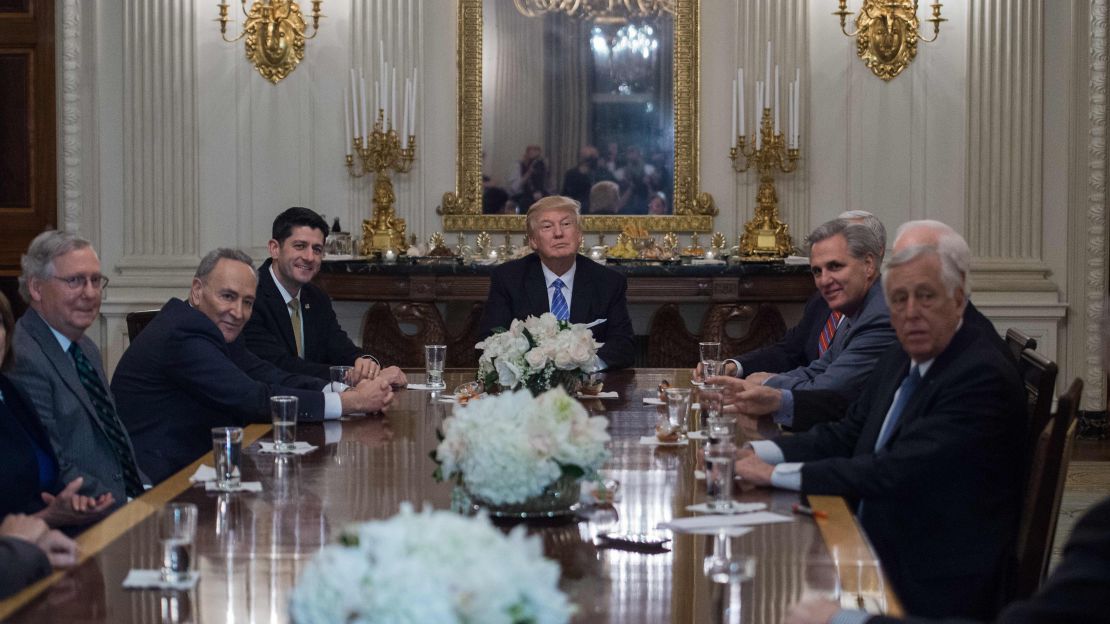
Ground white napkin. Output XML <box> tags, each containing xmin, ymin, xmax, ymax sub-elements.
<box><xmin>122</xmin><ymin>570</ymin><xmax>200</xmax><ymax>590</ymax></box>
<box><xmin>204</xmin><ymin>481</ymin><xmax>262</xmax><ymax>493</ymax></box>
<box><xmin>577</xmin><ymin>391</ymin><xmax>619</xmax><ymax>399</ymax></box>
<box><xmin>686</xmin><ymin>502</ymin><xmax>767</xmax><ymax>515</ymax></box>
<box><xmin>657</xmin><ymin>511</ymin><xmax>793</xmax><ymax>534</ymax></box>
<box><xmin>688</xmin><ymin>431</ymin><xmax>707</xmax><ymax>440</ymax></box>
<box><xmin>407</xmin><ymin>383</ymin><xmax>446</xmax><ymax>391</ymax></box>
<box><xmin>639</xmin><ymin>435</ymin><xmax>687</xmax><ymax>447</ymax></box>
<box><xmin>437</xmin><ymin>397</ymin><xmax>458</xmax><ymax>403</ymax></box>
<box><xmin>257</xmin><ymin>441</ymin><xmax>317</xmax><ymax>455</ymax></box>
<box><xmin>691</xmin><ymin>380</ymin><xmax>705</xmax><ymax>387</ymax></box>
<box><xmin>643</xmin><ymin>397</ymin><xmax>666</xmax><ymax>406</ymax></box>
<box><xmin>694</xmin><ymin>469</ymin><xmax>706</xmax><ymax>480</ymax></box>
<box><xmin>189</xmin><ymin>465</ymin><xmax>216</xmax><ymax>483</ymax></box>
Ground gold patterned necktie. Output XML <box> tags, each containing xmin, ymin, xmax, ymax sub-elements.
<box><xmin>289</xmin><ymin>297</ymin><xmax>304</xmax><ymax>357</ymax></box>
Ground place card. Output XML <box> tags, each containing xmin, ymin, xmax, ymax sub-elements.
<box><xmin>642</xmin><ymin>397</ymin><xmax>666</xmax><ymax>406</ymax></box>
<box><xmin>122</xmin><ymin>570</ymin><xmax>200</xmax><ymax>590</ymax></box>
<box><xmin>687</xmin><ymin>431</ymin><xmax>707</xmax><ymax>440</ymax></box>
<box><xmin>576</xmin><ymin>391</ymin><xmax>619</xmax><ymax>399</ymax></box>
<box><xmin>189</xmin><ymin>465</ymin><xmax>216</xmax><ymax>483</ymax></box>
<box><xmin>638</xmin><ymin>435</ymin><xmax>688</xmax><ymax>447</ymax></box>
<box><xmin>204</xmin><ymin>481</ymin><xmax>263</xmax><ymax>493</ymax></box>
<box><xmin>686</xmin><ymin>502</ymin><xmax>767</xmax><ymax>515</ymax></box>
<box><xmin>407</xmin><ymin>383</ymin><xmax>445</xmax><ymax>391</ymax></box>
<box><xmin>657</xmin><ymin>511</ymin><xmax>793</xmax><ymax>534</ymax></box>
<box><xmin>257</xmin><ymin>441</ymin><xmax>317</xmax><ymax>455</ymax></box>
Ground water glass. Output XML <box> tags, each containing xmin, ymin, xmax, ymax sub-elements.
<box><xmin>665</xmin><ymin>387</ymin><xmax>692</xmax><ymax>434</ymax></box>
<box><xmin>700</xmin><ymin>383</ymin><xmax>723</xmax><ymax>421</ymax></box>
<box><xmin>159</xmin><ymin>503</ymin><xmax>198</xmax><ymax>582</ymax></box>
<box><xmin>705</xmin><ymin>441</ymin><xmax>737</xmax><ymax>511</ymax></box>
<box><xmin>702</xmin><ymin>359</ymin><xmax>721</xmax><ymax>379</ymax></box>
<box><xmin>699</xmin><ymin>341</ymin><xmax>721</xmax><ymax>364</ymax></box>
<box><xmin>211</xmin><ymin>426</ymin><xmax>243</xmax><ymax>491</ymax></box>
<box><xmin>329</xmin><ymin>365</ymin><xmax>354</xmax><ymax>391</ymax></box>
<box><xmin>270</xmin><ymin>395</ymin><xmax>298</xmax><ymax>452</ymax></box>
<box><xmin>425</xmin><ymin>344</ymin><xmax>446</xmax><ymax>389</ymax></box>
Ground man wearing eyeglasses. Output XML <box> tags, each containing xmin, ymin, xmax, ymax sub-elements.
<box><xmin>10</xmin><ymin>231</ymin><xmax>145</xmax><ymax>507</ymax></box>
<box><xmin>478</xmin><ymin>195</ymin><xmax>635</xmax><ymax>369</ymax></box>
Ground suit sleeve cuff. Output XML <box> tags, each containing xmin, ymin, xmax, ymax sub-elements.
<box><xmin>725</xmin><ymin>359</ymin><xmax>744</xmax><ymax>378</ymax></box>
<box><xmin>749</xmin><ymin>440</ymin><xmax>785</xmax><ymax>464</ymax></box>
<box><xmin>773</xmin><ymin>390</ymin><xmax>794</xmax><ymax>427</ymax></box>
<box><xmin>770</xmin><ymin>462</ymin><xmax>803</xmax><ymax>491</ymax></box>
<box><xmin>323</xmin><ymin>392</ymin><xmax>342</xmax><ymax>420</ymax></box>
<box><xmin>830</xmin><ymin>609</ymin><xmax>872</xmax><ymax>624</ymax></box>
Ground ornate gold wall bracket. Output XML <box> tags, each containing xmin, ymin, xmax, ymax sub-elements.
<box><xmin>217</xmin><ymin>1</ymin><xmax>323</xmax><ymax>84</ymax></box>
<box><xmin>833</xmin><ymin>0</ymin><xmax>945</xmax><ymax>82</ymax></box>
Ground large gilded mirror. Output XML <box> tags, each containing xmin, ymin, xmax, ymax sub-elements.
<box><xmin>440</xmin><ymin>0</ymin><xmax>715</xmax><ymax>232</ymax></box>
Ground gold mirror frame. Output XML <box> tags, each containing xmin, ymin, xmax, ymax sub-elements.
<box><xmin>440</xmin><ymin>0</ymin><xmax>715</xmax><ymax>232</ymax></box>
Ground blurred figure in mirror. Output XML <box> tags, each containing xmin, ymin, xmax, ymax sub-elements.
<box><xmin>478</xmin><ymin>196</ymin><xmax>636</xmax><ymax>369</ymax></box>
<box><xmin>647</xmin><ymin>192</ymin><xmax>667</xmax><ymax>215</ymax></box>
<box><xmin>243</xmin><ymin>207</ymin><xmax>405</xmax><ymax>386</ymax></box>
<box><xmin>562</xmin><ymin>145</ymin><xmax>615</xmax><ymax>212</ymax></box>
<box><xmin>10</xmin><ymin>230</ymin><xmax>144</xmax><ymax>507</ymax></box>
<box><xmin>507</xmin><ymin>144</ymin><xmax>548</xmax><ymax>211</ymax></box>
<box><xmin>735</xmin><ymin>243</ymin><xmax>1025</xmax><ymax>620</ymax></box>
<box><xmin>615</xmin><ymin>145</ymin><xmax>656</xmax><ymax>214</ymax></box>
<box><xmin>588</xmin><ymin>180</ymin><xmax>622</xmax><ymax>215</ymax></box>
<box><xmin>113</xmin><ymin>249</ymin><xmax>396</xmax><ymax>483</ymax></box>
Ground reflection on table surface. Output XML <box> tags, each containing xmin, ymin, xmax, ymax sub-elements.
<box><xmin>1</xmin><ymin>369</ymin><xmax>898</xmax><ymax>623</ymax></box>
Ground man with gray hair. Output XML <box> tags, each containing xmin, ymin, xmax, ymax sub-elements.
<box><xmin>112</xmin><ymin>248</ymin><xmax>396</xmax><ymax>482</ymax></box>
<box><xmin>734</xmin><ymin>243</ymin><xmax>1026</xmax><ymax>620</ymax></box>
<box><xmin>709</xmin><ymin>217</ymin><xmax>897</xmax><ymax>430</ymax></box>
<box><xmin>10</xmin><ymin>230</ymin><xmax>144</xmax><ymax>507</ymax></box>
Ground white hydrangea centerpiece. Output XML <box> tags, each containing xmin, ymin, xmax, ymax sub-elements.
<box><xmin>434</xmin><ymin>387</ymin><xmax>610</xmax><ymax>506</ymax></box>
<box><xmin>289</xmin><ymin>504</ymin><xmax>574</xmax><ymax>624</ymax></box>
<box><xmin>476</xmin><ymin>313</ymin><xmax>601</xmax><ymax>395</ymax></box>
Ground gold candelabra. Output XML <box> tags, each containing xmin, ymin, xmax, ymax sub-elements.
<box><xmin>730</xmin><ymin>107</ymin><xmax>799</xmax><ymax>258</ymax></box>
<box><xmin>217</xmin><ymin>1</ymin><xmax>323</xmax><ymax>84</ymax></box>
<box><xmin>346</xmin><ymin>110</ymin><xmax>416</xmax><ymax>254</ymax></box>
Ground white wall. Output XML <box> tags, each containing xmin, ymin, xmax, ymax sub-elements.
<box><xmin>59</xmin><ymin>0</ymin><xmax>1106</xmax><ymax>408</ymax></box>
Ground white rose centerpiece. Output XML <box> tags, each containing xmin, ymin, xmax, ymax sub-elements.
<box><xmin>476</xmin><ymin>313</ymin><xmax>601</xmax><ymax>395</ymax></box>
<box><xmin>290</xmin><ymin>504</ymin><xmax>574</xmax><ymax>624</ymax></box>
<box><xmin>434</xmin><ymin>387</ymin><xmax>610</xmax><ymax>514</ymax></box>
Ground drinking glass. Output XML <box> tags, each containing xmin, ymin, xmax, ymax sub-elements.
<box><xmin>329</xmin><ymin>365</ymin><xmax>354</xmax><ymax>391</ymax></box>
<box><xmin>705</xmin><ymin>440</ymin><xmax>737</xmax><ymax>511</ymax></box>
<box><xmin>270</xmin><ymin>395</ymin><xmax>298</xmax><ymax>452</ymax></box>
<box><xmin>665</xmin><ymin>387</ymin><xmax>692</xmax><ymax>434</ymax></box>
<box><xmin>425</xmin><ymin>344</ymin><xmax>446</xmax><ymax>389</ymax></box>
<box><xmin>211</xmin><ymin>426</ymin><xmax>243</xmax><ymax>491</ymax></box>
<box><xmin>699</xmin><ymin>341</ymin><xmax>721</xmax><ymax>381</ymax></box>
<box><xmin>700</xmin><ymin>383</ymin><xmax>723</xmax><ymax>421</ymax></box>
<box><xmin>159</xmin><ymin>503</ymin><xmax>198</xmax><ymax>582</ymax></box>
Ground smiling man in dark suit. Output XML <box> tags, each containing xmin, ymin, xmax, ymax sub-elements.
<box><xmin>731</xmin><ymin>242</ymin><xmax>1026</xmax><ymax>620</ymax></box>
<box><xmin>478</xmin><ymin>195</ymin><xmax>635</xmax><ymax>369</ymax></box>
<box><xmin>243</xmin><ymin>207</ymin><xmax>404</xmax><ymax>386</ymax></box>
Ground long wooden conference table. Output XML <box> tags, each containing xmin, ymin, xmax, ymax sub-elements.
<box><xmin>0</xmin><ymin>369</ymin><xmax>901</xmax><ymax>623</ymax></box>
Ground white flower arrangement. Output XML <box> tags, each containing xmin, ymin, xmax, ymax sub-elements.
<box><xmin>434</xmin><ymin>387</ymin><xmax>610</xmax><ymax>505</ymax></box>
<box><xmin>289</xmin><ymin>504</ymin><xmax>573</xmax><ymax>624</ymax></box>
<box><xmin>476</xmin><ymin>313</ymin><xmax>602</xmax><ymax>395</ymax></box>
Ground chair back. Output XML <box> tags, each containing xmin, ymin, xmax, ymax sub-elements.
<box><xmin>1009</xmin><ymin>377</ymin><xmax>1083</xmax><ymax>601</ymax></box>
<box><xmin>646</xmin><ymin>303</ymin><xmax>786</xmax><ymax>368</ymax></box>
<box><xmin>125</xmin><ymin>310</ymin><xmax>160</xmax><ymax>342</ymax></box>
<box><xmin>1017</xmin><ymin>347</ymin><xmax>1058</xmax><ymax>445</ymax></box>
<box><xmin>1005</xmin><ymin>328</ymin><xmax>1037</xmax><ymax>364</ymax></box>
<box><xmin>360</xmin><ymin>302</ymin><xmax>447</xmax><ymax>368</ymax></box>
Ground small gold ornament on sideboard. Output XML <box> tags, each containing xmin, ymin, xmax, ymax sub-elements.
<box><xmin>217</xmin><ymin>1</ymin><xmax>323</xmax><ymax>84</ymax></box>
<box><xmin>833</xmin><ymin>0</ymin><xmax>946</xmax><ymax>81</ymax></box>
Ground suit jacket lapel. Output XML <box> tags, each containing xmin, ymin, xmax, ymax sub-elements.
<box><xmin>525</xmin><ymin>258</ymin><xmax>550</xmax><ymax>317</ymax></box>
<box><xmin>260</xmin><ymin>261</ymin><xmax>299</xmax><ymax>356</ymax></box>
<box><xmin>24</xmin><ymin>311</ymin><xmax>109</xmax><ymax>440</ymax></box>
<box><xmin>860</xmin><ymin>357</ymin><xmax>910</xmax><ymax>451</ymax></box>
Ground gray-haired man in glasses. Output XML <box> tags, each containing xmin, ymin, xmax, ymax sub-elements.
<box><xmin>10</xmin><ymin>230</ymin><xmax>145</xmax><ymax>508</ymax></box>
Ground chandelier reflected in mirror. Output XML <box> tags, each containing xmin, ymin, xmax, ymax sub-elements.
<box><xmin>591</xmin><ymin>23</ymin><xmax>660</xmax><ymax>94</ymax></box>
<box><xmin>514</xmin><ymin>0</ymin><xmax>673</xmax><ymax>23</ymax></box>
<box><xmin>217</xmin><ymin>0</ymin><xmax>324</xmax><ymax>84</ymax></box>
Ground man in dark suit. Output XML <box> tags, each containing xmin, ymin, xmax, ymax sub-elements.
<box><xmin>112</xmin><ymin>249</ymin><xmax>395</xmax><ymax>483</ymax></box>
<box><xmin>785</xmin><ymin>495</ymin><xmax>1110</xmax><ymax>624</ymax></box>
<box><xmin>478</xmin><ymin>195</ymin><xmax>636</xmax><ymax>369</ymax></box>
<box><xmin>733</xmin><ymin>243</ymin><xmax>1027</xmax><ymax>620</ymax></box>
<box><xmin>243</xmin><ymin>207</ymin><xmax>403</xmax><ymax>386</ymax></box>
<box><xmin>9</xmin><ymin>231</ymin><xmax>144</xmax><ymax>507</ymax></box>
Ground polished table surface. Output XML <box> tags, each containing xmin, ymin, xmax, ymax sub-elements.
<box><xmin>0</xmin><ymin>369</ymin><xmax>900</xmax><ymax>623</ymax></box>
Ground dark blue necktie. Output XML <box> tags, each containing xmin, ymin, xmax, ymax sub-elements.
<box><xmin>874</xmin><ymin>365</ymin><xmax>922</xmax><ymax>451</ymax></box>
<box><xmin>550</xmin><ymin>278</ymin><xmax>569</xmax><ymax>321</ymax></box>
<box><xmin>68</xmin><ymin>343</ymin><xmax>143</xmax><ymax>498</ymax></box>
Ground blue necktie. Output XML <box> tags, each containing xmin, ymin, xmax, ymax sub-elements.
<box><xmin>874</xmin><ymin>365</ymin><xmax>922</xmax><ymax>452</ymax></box>
<box><xmin>550</xmin><ymin>278</ymin><xmax>569</xmax><ymax>321</ymax></box>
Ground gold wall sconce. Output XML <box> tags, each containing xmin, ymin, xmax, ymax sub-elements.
<box><xmin>217</xmin><ymin>1</ymin><xmax>324</xmax><ymax>84</ymax></box>
<box><xmin>833</xmin><ymin>0</ymin><xmax>945</xmax><ymax>81</ymax></box>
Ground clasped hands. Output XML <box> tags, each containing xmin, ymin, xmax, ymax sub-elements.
<box><xmin>1</xmin><ymin>513</ymin><xmax>79</xmax><ymax>569</ymax></box>
<box><xmin>339</xmin><ymin>366</ymin><xmax>408</xmax><ymax>415</ymax></box>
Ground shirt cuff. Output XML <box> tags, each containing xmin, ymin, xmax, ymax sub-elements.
<box><xmin>323</xmin><ymin>392</ymin><xmax>342</xmax><ymax>420</ymax></box>
<box><xmin>324</xmin><ymin>382</ymin><xmax>349</xmax><ymax>393</ymax></box>
<box><xmin>770</xmin><ymin>462</ymin><xmax>803</xmax><ymax>491</ymax></box>
<box><xmin>830</xmin><ymin>609</ymin><xmax>872</xmax><ymax>624</ymax></box>
<box><xmin>749</xmin><ymin>440</ymin><xmax>785</xmax><ymax>464</ymax></box>
<box><xmin>725</xmin><ymin>359</ymin><xmax>744</xmax><ymax>378</ymax></box>
<box><xmin>773</xmin><ymin>390</ymin><xmax>794</xmax><ymax>427</ymax></box>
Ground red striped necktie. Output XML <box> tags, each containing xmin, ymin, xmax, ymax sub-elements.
<box><xmin>817</xmin><ymin>311</ymin><xmax>844</xmax><ymax>356</ymax></box>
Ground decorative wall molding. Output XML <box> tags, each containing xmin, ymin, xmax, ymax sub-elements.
<box><xmin>1081</xmin><ymin>0</ymin><xmax>1107</xmax><ymax>408</ymax></box>
<box><xmin>60</xmin><ymin>0</ymin><xmax>82</xmax><ymax>234</ymax></box>
<box><xmin>121</xmin><ymin>0</ymin><xmax>199</xmax><ymax>263</ymax></box>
